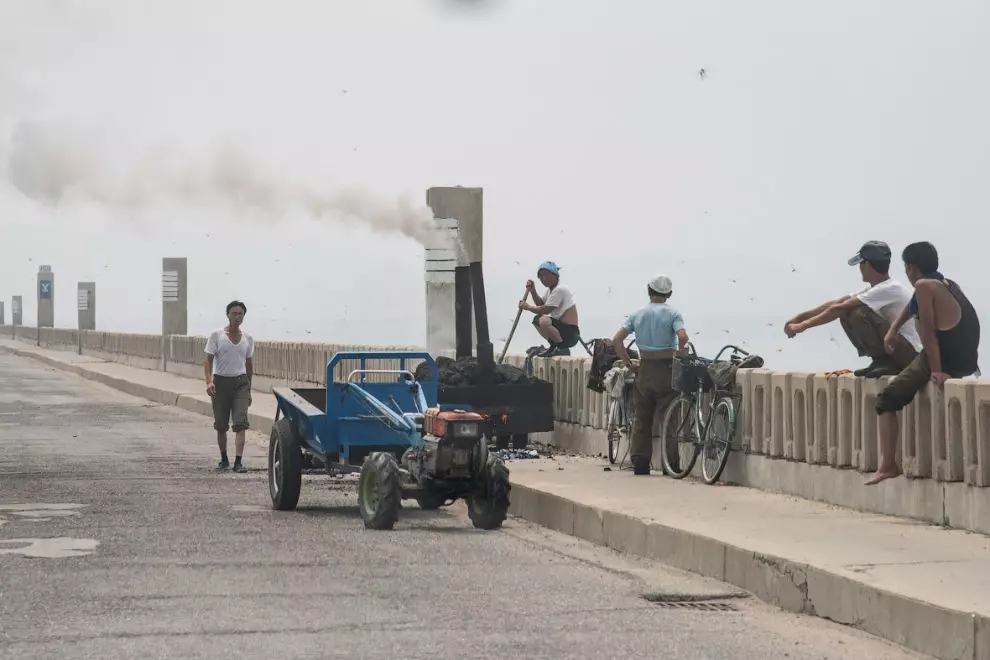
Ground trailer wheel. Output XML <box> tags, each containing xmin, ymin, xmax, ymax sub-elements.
<box><xmin>358</xmin><ymin>452</ymin><xmax>402</xmax><ymax>530</ymax></box>
<box><xmin>269</xmin><ymin>418</ymin><xmax>302</xmax><ymax>511</ymax></box>
<box><xmin>467</xmin><ymin>453</ymin><xmax>511</xmax><ymax>530</ymax></box>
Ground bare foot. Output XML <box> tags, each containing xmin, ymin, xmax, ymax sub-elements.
<box><xmin>864</xmin><ymin>468</ymin><xmax>901</xmax><ymax>486</ymax></box>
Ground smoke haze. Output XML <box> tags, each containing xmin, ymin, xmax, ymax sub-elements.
<box><xmin>0</xmin><ymin>1</ymin><xmax>986</xmax><ymax>371</ymax></box>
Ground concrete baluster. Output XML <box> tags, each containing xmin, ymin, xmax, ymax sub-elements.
<box><xmin>939</xmin><ymin>380</ymin><xmax>969</xmax><ymax>483</ymax></box>
<box><xmin>785</xmin><ymin>373</ymin><xmax>814</xmax><ymax>462</ymax></box>
<box><xmin>835</xmin><ymin>374</ymin><xmax>860</xmax><ymax>468</ymax></box>
<box><xmin>967</xmin><ymin>382</ymin><xmax>990</xmax><ymax>486</ymax></box>
<box><xmin>809</xmin><ymin>375</ymin><xmax>836</xmax><ymax>465</ymax></box>
<box><xmin>769</xmin><ymin>373</ymin><xmax>790</xmax><ymax>457</ymax></box>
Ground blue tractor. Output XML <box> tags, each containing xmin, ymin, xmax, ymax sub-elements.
<box><xmin>267</xmin><ymin>351</ymin><xmax>511</xmax><ymax>531</ymax></box>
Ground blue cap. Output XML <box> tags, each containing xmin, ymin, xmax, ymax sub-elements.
<box><xmin>537</xmin><ymin>261</ymin><xmax>560</xmax><ymax>276</ymax></box>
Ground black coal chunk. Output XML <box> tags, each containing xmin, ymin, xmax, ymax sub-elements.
<box><xmin>414</xmin><ymin>356</ymin><xmax>541</xmax><ymax>386</ymax></box>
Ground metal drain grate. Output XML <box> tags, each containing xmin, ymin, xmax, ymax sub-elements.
<box><xmin>648</xmin><ymin>600</ymin><xmax>738</xmax><ymax>612</ymax></box>
<box><xmin>640</xmin><ymin>593</ymin><xmax>744</xmax><ymax>612</ymax></box>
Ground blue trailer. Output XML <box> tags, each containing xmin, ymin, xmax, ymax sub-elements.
<box><xmin>268</xmin><ymin>350</ymin><xmax>511</xmax><ymax>530</ymax></box>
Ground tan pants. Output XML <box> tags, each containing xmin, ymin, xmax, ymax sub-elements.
<box><xmin>839</xmin><ymin>306</ymin><xmax>917</xmax><ymax>370</ymax></box>
<box><xmin>630</xmin><ymin>358</ymin><xmax>677</xmax><ymax>467</ymax></box>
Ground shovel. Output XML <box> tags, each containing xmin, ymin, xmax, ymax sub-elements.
<box><xmin>497</xmin><ymin>287</ymin><xmax>532</xmax><ymax>365</ymax></box>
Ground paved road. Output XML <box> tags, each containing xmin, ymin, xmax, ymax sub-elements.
<box><xmin>0</xmin><ymin>352</ymin><xmax>928</xmax><ymax>660</ymax></box>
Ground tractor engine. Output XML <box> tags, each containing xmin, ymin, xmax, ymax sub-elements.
<box><xmin>403</xmin><ymin>407</ymin><xmax>485</xmax><ymax>482</ymax></box>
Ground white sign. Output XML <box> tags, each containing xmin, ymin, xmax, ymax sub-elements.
<box><xmin>77</xmin><ymin>290</ymin><xmax>89</xmax><ymax>311</ymax></box>
<box><xmin>162</xmin><ymin>270</ymin><xmax>179</xmax><ymax>302</ymax></box>
<box><xmin>11</xmin><ymin>301</ymin><xmax>20</xmax><ymax>313</ymax></box>
<box><xmin>39</xmin><ymin>265</ymin><xmax>52</xmax><ymax>273</ymax></box>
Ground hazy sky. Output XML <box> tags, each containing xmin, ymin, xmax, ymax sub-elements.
<box><xmin>1</xmin><ymin>0</ymin><xmax>987</xmax><ymax>372</ymax></box>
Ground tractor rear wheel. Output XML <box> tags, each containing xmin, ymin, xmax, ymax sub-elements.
<box><xmin>269</xmin><ymin>418</ymin><xmax>302</xmax><ymax>511</ymax></box>
<box><xmin>358</xmin><ymin>452</ymin><xmax>402</xmax><ymax>530</ymax></box>
<box><xmin>467</xmin><ymin>453</ymin><xmax>511</xmax><ymax>530</ymax></box>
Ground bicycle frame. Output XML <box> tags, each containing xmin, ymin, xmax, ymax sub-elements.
<box><xmin>662</xmin><ymin>342</ymin><xmax>751</xmax><ymax>483</ymax></box>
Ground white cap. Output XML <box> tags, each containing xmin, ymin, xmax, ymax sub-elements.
<box><xmin>649</xmin><ymin>274</ymin><xmax>673</xmax><ymax>296</ymax></box>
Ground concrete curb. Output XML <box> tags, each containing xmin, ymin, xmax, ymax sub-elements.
<box><xmin>3</xmin><ymin>343</ymin><xmax>985</xmax><ymax>659</ymax></box>
<box><xmin>506</xmin><ymin>484</ymin><xmax>984</xmax><ymax>660</ymax></box>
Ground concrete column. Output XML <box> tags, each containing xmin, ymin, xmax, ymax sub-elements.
<box><xmin>77</xmin><ymin>282</ymin><xmax>96</xmax><ymax>330</ymax></box>
<box><xmin>161</xmin><ymin>258</ymin><xmax>188</xmax><ymax>335</ymax></box>
<box><xmin>12</xmin><ymin>296</ymin><xmax>22</xmax><ymax>328</ymax></box>
<box><xmin>0</xmin><ymin>302</ymin><xmax>4</xmax><ymax>327</ymax></box>
<box><xmin>422</xmin><ymin>215</ymin><xmax>458</xmax><ymax>358</ymax></box>
<box><xmin>425</xmin><ymin>186</ymin><xmax>483</xmax><ymax>359</ymax></box>
<box><xmin>37</xmin><ymin>265</ymin><xmax>54</xmax><ymax>328</ymax></box>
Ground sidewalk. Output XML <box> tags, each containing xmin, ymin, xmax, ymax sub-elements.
<box><xmin>1</xmin><ymin>338</ymin><xmax>987</xmax><ymax>660</ymax></box>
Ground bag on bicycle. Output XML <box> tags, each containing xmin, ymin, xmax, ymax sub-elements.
<box><xmin>586</xmin><ymin>338</ymin><xmax>638</xmax><ymax>393</ymax></box>
<box><xmin>707</xmin><ymin>354</ymin><xmax>765</xmax><ymax>393</ymax></box>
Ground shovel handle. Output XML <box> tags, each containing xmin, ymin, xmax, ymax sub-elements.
<box><xmin>497</xmin><ymin>288</ymin><xmax>532</xmax><ymax>364</ymax></box>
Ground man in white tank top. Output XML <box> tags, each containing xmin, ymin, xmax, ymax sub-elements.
<box><xmin>204</xmin><ymin>300</ymin><xmax>254</xmax><ymax>472</ymax></box>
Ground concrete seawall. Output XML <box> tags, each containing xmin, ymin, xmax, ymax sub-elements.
<box><xmin>5</xmin><ymin>324</ymin><xmax>989</xmax><ymax>535</ymax></box>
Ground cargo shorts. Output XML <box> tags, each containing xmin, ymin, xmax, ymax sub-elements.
<box><xmin>211</xmin><ymin>374</ymin><xmax>252</xmax><ymax>432</ymax></box>
<box><xmin>874</xmin><ymin>351</ymin><xmax>972</xmax><ymax>415</ymax></box>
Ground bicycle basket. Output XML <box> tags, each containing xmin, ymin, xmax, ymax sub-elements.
<box><xmin>672</xmin><ymin>353</ymin><xmax>712</xmax><ymax>393</ymax></box>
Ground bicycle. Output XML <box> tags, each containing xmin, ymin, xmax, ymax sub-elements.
<box><xmin>603</xmin><ymin>362</ymin><xmax>636</xmax><ymax>465</ymax></box>
<box><xmin>660</xmin><ymin>343</ymin><xmax>753</xmax><ymax>485</ymax></box>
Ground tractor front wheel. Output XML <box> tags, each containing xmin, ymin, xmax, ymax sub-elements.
<box><xmin>467</xmin><ymin>454</ymin><xmax>511</xmax><ymax>530</ymax></box>
<box><xmin>358</xmin><ymin>452</ymin><xmax>402</xmax><ymax>530</ymax></box>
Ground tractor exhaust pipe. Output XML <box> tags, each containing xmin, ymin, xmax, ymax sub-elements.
<box><xmin>455</xmin><ymin>264</ymin><xmax>473</xmax><ymax>360</ymax></box>
<box><xmin>469</xmin><ymin>260</ymin><xmax>495</xmax><ymax>386</ymax></box>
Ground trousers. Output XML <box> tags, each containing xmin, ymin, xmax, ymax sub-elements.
<box><xmin>630</xmin><ymin>358</ymin><xmax>676</xmax><ymax>467</ymax></box>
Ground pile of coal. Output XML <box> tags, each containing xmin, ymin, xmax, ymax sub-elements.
<box><xmin>414</xmin><ymin>356</ymin><xmax>541</xmax><ymax>386</ymax></box>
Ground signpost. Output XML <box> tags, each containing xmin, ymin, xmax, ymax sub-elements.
<box><xmin>37</xmin><ymin>266</ymin><xmax>55</xmax><ymax>345</ymax></box>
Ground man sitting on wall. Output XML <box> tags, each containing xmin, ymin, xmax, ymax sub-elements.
<box><xmin>784</xmin><ymin>240</ymin><xmax>921</xmax><ymax>377</ymax></box>
<box><xmin>520</xmin><ymin>261</ymin><xmax>581</xmax><ymax>358</ymax></box>
<box><xmin>867</xmin><ymin>241</ymin><xmax>981</xmax><ymax>485</ymax></box>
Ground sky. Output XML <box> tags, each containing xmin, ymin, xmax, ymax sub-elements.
<box><xmin>0</xmin><ymin>0</ymin><xmax>988</xmax><ymax>372</ymax></box>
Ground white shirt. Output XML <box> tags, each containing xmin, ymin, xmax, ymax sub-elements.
<box><xmin>544</xmin><ymin>284</ymin><xmax>576</xmax><ymax>320</ymax></box>
<box><xmin>852</xmin><ymin>279</ymin><xmax>923</xmax><ymax>351</ymax></box>
<box><xmin>205</xmin><ymin>327</ymin><xmax>254</xmax><ymax>377</ymax></box>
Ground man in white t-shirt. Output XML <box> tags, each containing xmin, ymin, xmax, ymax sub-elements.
<box><xmin>785</xmin><ymin>241</ymin><xmax>922</xmax><ymax>378</ymax></box>
<box><xmin>204</xmin><ymin>300</ymin><xmax>255</xmax><ymax>472</ymax></box>
<box><xmin>519</xmin><ymin>260</ymin><xmax>581</xmax><ymax>357</ymax></box>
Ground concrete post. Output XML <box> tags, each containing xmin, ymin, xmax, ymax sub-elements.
<box><xmin>37</xmin><ymin>265</ymin><xmax>54</xmax><ymax>327</ymax></box>
<box><xmin>425</xmin><ymin>186</ymin><xmax>483</xmax><ymax>359</ymax></box>
<box><xmin>162</xmin><ymin>258</ymin><xmax>187</xmax><ymax>371</ymax></box>
<box><xmin>0</xmin><ymin>302</ymin><xmax>4</xmax><ymax>327</ymax></box>
<box><xmin>77</xmin><ymin>282</ymin><xmax>96</xmax><ymax>330</ymax></box>
<box><xmin>12</xmin><ymin>296</ymin><xmax>22</xmax><ymax>338</ymax></box>
<box><xmin>37</xmin><ymin>265</ymin><xmax>54</xmax><ymax>346</ymax></box>
<box><xmin>161</xmin><ymin>258</ymin><xmax>188</xmax><ymax>335</ymax></box>
<box><xmin>77</xmin><ymin>282</ymin><xmax>95</xmax><ymax>355</ymax></box>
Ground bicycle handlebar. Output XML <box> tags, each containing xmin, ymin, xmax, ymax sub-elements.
<box><xmin>713</xmin><ymin>344</ymin><xmax>750</xmax><ymax>363</ymax></box>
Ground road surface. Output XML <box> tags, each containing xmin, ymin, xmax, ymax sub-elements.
<box><xmin>0</xmin><ymin>352</ymin><xmax>928</xmax><ymax>659</ymax></box>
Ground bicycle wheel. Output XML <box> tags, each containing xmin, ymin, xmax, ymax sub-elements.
<box><xmin>606</xmin><ymin>398</ymin><xmax>621</xmax><ymax>464</ymax></box>
<box><xmin>701</xmin><ymin>396</ymin><xmax>736</xmax><ymax>485</ymax></box>
<box><xmin>661</xmin><ymin>395</ymin><xmax>700</xmax><ymax>479</ymax></box>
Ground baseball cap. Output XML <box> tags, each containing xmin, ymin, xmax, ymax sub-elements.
<box><xmin>847</xmin><ymin>241</ymin><xmax>892</xmax><ymax>266</ymax></box>
<box><xmin>537</xmin><ymin>261</ymin><xmax>560</xmax><ymax>276</ymax></box>
<box><xmin>649</xmin><ymin>274</ymin><xmax>673</xmax><ymax>295</ymax></box>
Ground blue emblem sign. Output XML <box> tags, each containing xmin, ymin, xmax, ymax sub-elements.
<box><xmin>39</xmin><ymin>280</ymin><xmax>52</xmax><ymax>300</ymax></box>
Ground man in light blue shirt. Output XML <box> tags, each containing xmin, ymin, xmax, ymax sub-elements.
<box><xmin>613</xmin><ymin>274</ymin><xmax>690</xmax><ymax>476</ymax></box>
